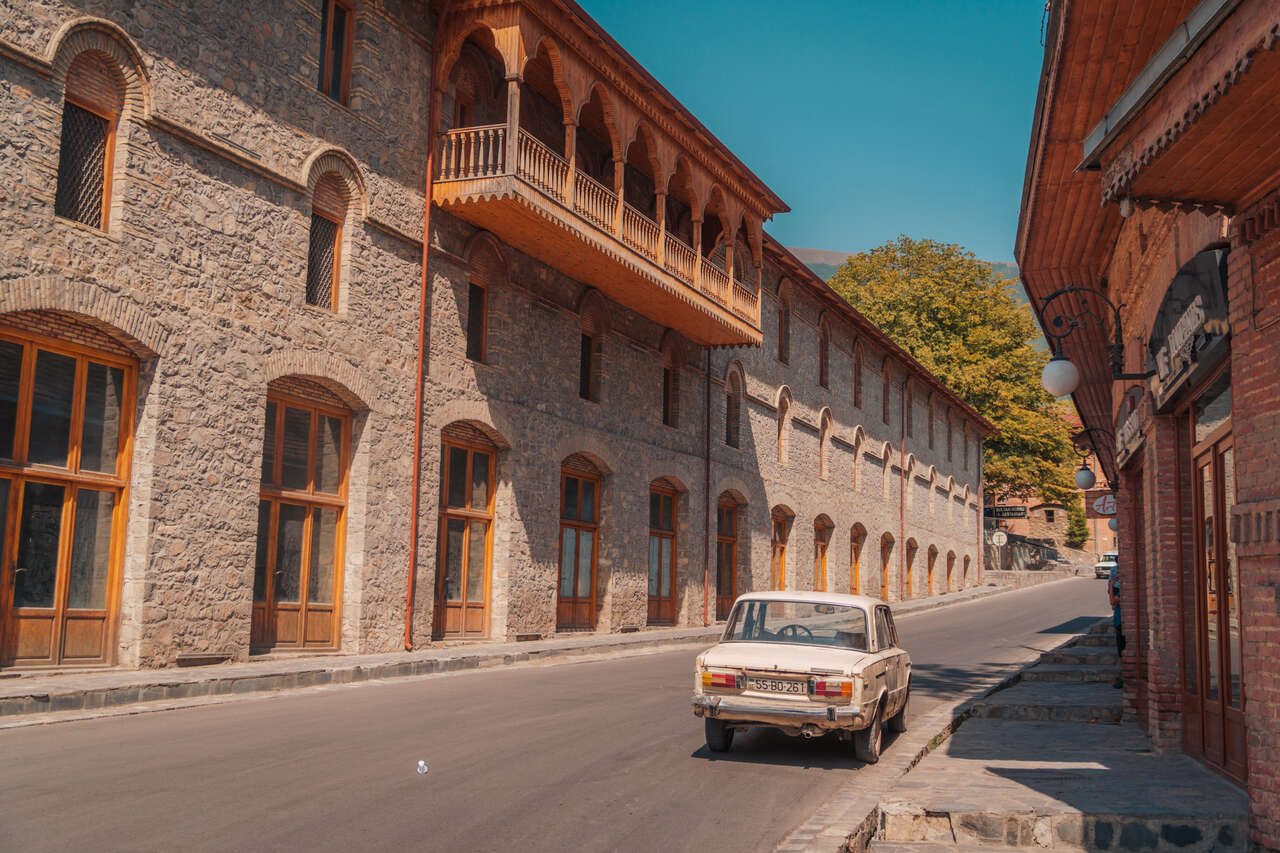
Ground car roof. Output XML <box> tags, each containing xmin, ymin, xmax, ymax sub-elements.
<box><xmin>733</xmin><ymin>590</ymin><xmax>884</xmax><ymax>609</ymax></box>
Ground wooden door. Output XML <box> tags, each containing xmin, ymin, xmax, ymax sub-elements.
<box><xmin>557</xmin><ymin>471</ymin><xmax>598</xmax><ymax>630</ymax></box>
<box><xmin>647</xmin><ymin>486</ymin><xmax>676</xmax><ymax>624</ymax></box>
<box><xmin>770</xmin><ymin>515</ymin><xmax>787</xmax><ymax>590</ymax></box>
<box><xmin>0</xmin><ymin>332</ymin><xmax>134</xmax><ymax>668</ymax></box>
<box><xmin>433</xmin><ymin>441</ymin><xmax>494</xmax><ymax>638</ymax></box>
<box><xmin>715</xmin><ymin>502</ymin><xmax>737</xmax><ymax>620</ymax></box>
<box><xmin>251</xmin><ymin>396</ymin><xmax>348</xmax><ymax>651</ymax></box>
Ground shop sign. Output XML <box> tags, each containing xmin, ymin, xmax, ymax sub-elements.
<box><xmin>984</xmin><ymin>505</ymin><xmax>1028</xmax><ymax>519</ymax></box>
<box><xmin>1090</xmin><ymin>493</ymin><xmax>1117</xmax><ymax>517</ymax></box>
<box><xmin>1145</xmin><ymin>249</ymin><xmax>1229</xmax><ymax>409</ymax></box>
<box><xmin>1114</xmin><ymin>386</ymin><xmax>1147</xmax><ymax>468</ymax></box>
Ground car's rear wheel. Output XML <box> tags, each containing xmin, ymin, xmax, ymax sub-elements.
<box><xmin>705</xmin><ymin>718</ymin><xmax>734</xmax><ymax>753</ymax></box>
<box><xmin>853</xmin><ymin>699</ymin><xmax>883</xmax><ymax>763</ymax></box>
<box><xmin>888</xmin><ymin>687</ymin><xmax>909</xmax><ymax>733</ymax></box>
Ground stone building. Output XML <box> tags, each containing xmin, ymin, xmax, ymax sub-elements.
<box><xmin>0</xmin><ymin>0</ymin><xmax>989</xmax><ymax>674</ymax></box>
<box><xmin>1018</xmin><ymin>0</ymin><xmax>1280</xmax><ymax>846</ymax></box>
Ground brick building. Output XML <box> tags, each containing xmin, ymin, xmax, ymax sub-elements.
<box><xmin>0</xmin><ymin>1</ymin><xmax>990</xmax><ymax>674</ymax></box>
<box><xmin>1017</xmin><ymin>0</ymin><xmax>1280</xmax><ymax>846</ymax></box>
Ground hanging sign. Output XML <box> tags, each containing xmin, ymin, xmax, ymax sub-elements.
<box><xmin>1114</xmin><ymin>386</ymin><xmax>1147</xmax><ymax>469</ymax></box>
<box><xmin>1090</xmin><ymin>493</ymin><xmax>1117</xmax><ymax>517</ymax></box>
<box><xmin>984</xmin><ymin>505</ymin><xmax>1028</xmax><ymax>519</ymax></box>
<box><xmin>1145</xmin><ymin>250</ymin><xmax>1229</xmax><ymax>410</ymax></box>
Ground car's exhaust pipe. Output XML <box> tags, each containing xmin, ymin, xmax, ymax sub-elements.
<box><xmin>800</xmin><ymin>725</ymin><xmax>821</xmax><ymax>739</ymax></box>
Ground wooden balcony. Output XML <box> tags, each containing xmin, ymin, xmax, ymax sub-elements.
<box><xmin>433</xmin><ymin>125</ymin><xmax>762</xmax><ymax>347</ymax></box>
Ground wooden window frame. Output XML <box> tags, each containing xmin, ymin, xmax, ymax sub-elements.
<box><xmin>434</xmin><ymin>436</ymin><xmax>496</xmax><ymax>638</ymax></box>
<box><xmin>0</xmin><ymin>325</ymin><xmax>137</xmax><ymax>667</ymax></box>
<box><xmin>715</xmin><ymin>500</ymin><xmax>738</xmax><ymax>620</ymax></box>
<box><xmin>557</xmin><ymin>468</ymin><xmax>600</xmax><ymax>629</ymax></box>
<box><xmin>254</xmin><ymin>390</ymin><xmax>350</xmax><ymax>651</ymax></box>
<box><xmin>318</xmin><ymin>0</ymin><xmax>356</xmax><ymax>105</ymax></box>
<box><xmin>306</xmin><ymin>209</ymin><xmax>343</xmax><ymax>312</ymax></box>
<box><xmin>57</xmin><ymin>94</ymin><xmax>116</xmax><ymax>232</ymax></box>
<box><xmin>770</xmin><ymin>512</ymin><xmax>789</xmax><ymax>590</ymax></box>
<box><xmin>850</xmin><ymin>529</ymin><xmax>865</xmax><ymax>595</ymax></box>
<box><xmin>814</xmin><ymin>522</ymin><xmax>831</xmax><ymax>592</ymax></box>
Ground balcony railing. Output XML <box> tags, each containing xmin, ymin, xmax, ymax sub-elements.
<box><xmin>435</xmin><ymin>125</ymin><xmax>759</xmax><ymax>327</ymax></box>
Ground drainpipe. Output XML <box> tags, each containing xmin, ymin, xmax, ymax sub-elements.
<box><xmin>405</xmin><ymin>77</ymin><xmax>444</xmax><ymax>651</ymax></box>
<box><xmin>703</xmin><ymin>346</ymin><xmax>712</xmax><ymax>626</ymax></box>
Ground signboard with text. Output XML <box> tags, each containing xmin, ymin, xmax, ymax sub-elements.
<box><xmin>984</xmin><ymin>505</ymin><xmax>1028</xmax><ymax>519</ymax></box>
<box><xmin>1086</xmin><ymin>491</ymin><xmax>1117</xmax><ymax>518</ymax></box>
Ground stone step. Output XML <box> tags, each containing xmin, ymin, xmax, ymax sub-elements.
<box><xmin>877</xmin><ymin>806</ymin><xmax>1246</xmax><ymax>851</ymax></box>
<box><xmin>1021</xmin><ymin>664</ymin><xmax>1121</xmax><ymax>683</ymax></box>
<box><xmin>1088</xmin><ymin>620</ymin><xmax>1116</xmax><ymax>635</ymax></box>
<box><xmin>1067</xmin><ymin>634</ymin><xmax>1116</xmax><ymax>647</ymax></box>
<box><xmin>1040</xmin><ymin>646</ymin><xmax>1118</xmax><ymax>666</ymax></box>
<box><xmin>967</xmin><ymin>681</ymin><xmax>1122</xmax><ymax>723</ymax></box>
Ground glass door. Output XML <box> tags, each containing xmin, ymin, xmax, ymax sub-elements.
<box><xmin>715</xmin><ymin>502</ymin><xmax>737</xmax><ymax>620</ymax></box>
<box><xmin>647</xmin><ymin>486</ymin><xmax>676</xmax><ymax>624</ymax></box>
<box><xmin>433</xmin><ymin>441</ymin><xmax>493</xmax><ymax>638</ymax></box>
<box><xmin>1</xmin><ymin>332</ymin><xmax>133</xmax><ymax>668</ymax></box>
<box><xmin>556</xmin><ymin>471</ymin><xmax>598</xmax><ymax>630</ymax></box>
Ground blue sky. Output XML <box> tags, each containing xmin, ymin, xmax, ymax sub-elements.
<box><xmin>581</xmin><ymin>0</ymin><xmax>1047</xmax><ymax>263</ymax></box>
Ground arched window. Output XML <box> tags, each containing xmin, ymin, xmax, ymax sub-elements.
<box><xmin>776</xmin><ymin>388</ymin><xmax>792</xmax><ymax>464</ymax></box>
<box><xmin>927</xmin><ymin>395</ymin><xmax>936</xmax><ymax>449</ymax></box>
<box><xmin>818</xmin><ymin>408</ymin><xmax>833</xmax><ymax>479</ymax></box>
<box><xmin>946</xmin><ymin>551</ymin><xmax>956</xmax><ymax>592</ymax></box>
<box><xmin>317</xmin><ymin>0</ymin><xmax>355</xmax><ymax>104</ymax></box>
<box><xmin>904</xmin><ymin>381</ymin><xmax>914</xmax><ymax>438</ymax></box>
<box><xmin>904</xmin><ymin>539</ymin><xmax>918</xmax><ymax>599</ymax></box>
<box><xmin>880</xmin><ymin>533</ymin><xmax>895</xmax><ymax>600</ymax></box>
<box><xmin>724</xmin><ymin>371</ymin><xmax>742</xmax><ymax>448</ymax></box>
<box><xmin>881</xmin><ymin>360</ymin><xmax>892</xmax><ymax>425</ymax></box>
<box><xmin>307</xmin><ymin>172</ymin><xmax>348</xmax><ymax>311</ymax></box>
<box><xmin>254</xmin><ymin>379</ymin><xmax>351</xmax><ymax>651</ymax></box>
<box><xmin>927</xmin><ymin>545</ymin><xmax>938</xmax><ymax>595</ymax></box>
<box><xmin>853</xmin><ymin>342</ymin><xmax>863</xmax><ymax>409</ymax></box>
<box><xmin>946</xmin><ymin>410</ymin><xmax>954</xmax><ymax>462</ymax></box>
<box><xmin>662</xmin><ymin>358</ymin><xmax>680</xmax><ymax>427</ymax></box>
<box><xmin>577</xmin><ymin>290</ymin><xmax>607</xmax><ymax>403</ymax></box>
<box><xmin>465</xmin><ymin>238</ymin><xmax>505</xmax><ymax>364</ymax></box>
<box><xmin>56</xmin><ymin>52</ymin><xmax>122</xmax><ymax>230</ymax></box>
<box><xmin>818</xmin><ymin>320</ymin><xmax>830</xmax><ymax>389</ymax></box>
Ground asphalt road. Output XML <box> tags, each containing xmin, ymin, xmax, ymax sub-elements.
<box><xmin>0</xmin><ymin>578</ymin><xmax>1108</xmax><ymax>853</ymax></box>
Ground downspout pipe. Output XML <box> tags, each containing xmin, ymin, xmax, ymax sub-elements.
<box><xmin>406</xmin><ymin>75</ymin><xmax>445</xmax><ymax>651</ymax></box>
<box><xmin>703</xmin><ymin>346</ymin><xmax>712</xmax><ymax>627</ymax></box>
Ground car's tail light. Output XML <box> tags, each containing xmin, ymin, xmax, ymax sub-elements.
<box><xmin>701</xmin><ymin>672</ymin><xmax>741</xmax><ymax>689</ymax></box>
<box><xmin>811</xmin><ymin>679</ymin><xmax>853</xmax><ymax>698</ymax></box>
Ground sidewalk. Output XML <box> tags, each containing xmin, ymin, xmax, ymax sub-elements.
<box><xmin>866</xmin><ymin>623</ymin><xmax>1250</xmax><ymax>852</ymax></box>
<box><xmin>0</xmin><ymin>582</ymin><xmax>1013</xmax><ymax>723</ymax></box>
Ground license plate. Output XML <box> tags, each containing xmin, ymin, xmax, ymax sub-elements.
<box><xmin>747</xmin><ymin>677</ymin><xmax>805</xmax><ymax>694</ymax></box>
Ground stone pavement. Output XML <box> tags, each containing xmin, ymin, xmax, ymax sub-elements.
<box><xmin>0</xmin><ymin>582</ymin><xmax>1013</xmax><ymax>723</ymax></box>
<box><xmin>864</xmin><ymin>622</ymin><xmax>1250</xmax><ymax>852</ymax></box>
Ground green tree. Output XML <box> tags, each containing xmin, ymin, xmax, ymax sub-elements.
<box><xmin>828</xmin><ymin>235</ymin><xmax>1074</xmax><ymax>500</ymax></box>
<box><xmin>1065</xmin><ymin>494</ymin><xmax>1090</xmax><ymax>550</ymax></box>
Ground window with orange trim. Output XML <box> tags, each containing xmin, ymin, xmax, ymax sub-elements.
<box><xmin>318</xmin><ymin>0</ymin><xmax>355</xmax><ymax>104</ymax></box>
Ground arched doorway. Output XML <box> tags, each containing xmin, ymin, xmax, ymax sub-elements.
<box><xmin>252</xmin><ymin>377</ymin><xmax>352</xmax><ymax>651</ymax></box>
<box><xmin>946</xmin><ymin>550</ymin><xmax>956</xmax><ymax>592</ymax></box>
<box><xmin>770</xmin><ymin>506</ymin><xmax>793</xmax><ymax>590</ymax></box>
<box><xmin>557</xmin><ymin>453</ymin><xmax>602</xmax><ymax>631</ymax></box>
<box><xmin>927</xmin><ymin>545</ymin><xmax>938</xmax><ymax>595</ymax></box>
<box><xmin>850</xmin><ymin>524</ymin><xmax>867</xmax><ymax>594</ymax></box>
<box><xmin>905</xmin><ymin>539</ymin><xmax>918</xmax><ymax>599</ymax></box>
<box><xmin>880</xmin><ymin>532</ymin><xmax>895</xmax><ymax>600</ymax></box>
<box><xmin>813</xmin><ymin>515</ymin><xmax>833</xmax><ymax>591</ymax></box>
<box><xmin>0</xmin><ymin>317</ymin><xmax>137</xmax><ymax>666</ymax></box>
<box><xmin>434</xmin><ymin>421</ymin><xmax>500</xmax><ymax>638</ymax></box>
<box><xmin>715</xmin><ymin>491</ymin><xmax>744</xmax><ymax>620</ymax></box>
<box><xmin>647</xmin><ymin>477</ymin><xmax>680</xmax><ymax>625</ymax></box>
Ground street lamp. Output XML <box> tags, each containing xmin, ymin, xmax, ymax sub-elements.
<box><xmin>1072</xmin><ymin>427</ymin><xmax>1118</xmax><ymax>492</ymax></box>
<box><xmin>1037</xmin><ymin>285</ymin><xmax>1153</xmax><ymax>397</ymax></box>
<box><xmin>1074</xmin><ymin>462</ymin><xmax>1097</xmax><ymax>491</ymax></box>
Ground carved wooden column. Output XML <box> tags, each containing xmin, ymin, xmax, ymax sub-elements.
<box><xmin>612</xmin><ymin>159</ymin><xmax>625</xmax><ymax>235</ymax></box>
<box><xmin>504</xmin><ymin>76</ymin><xmax>521</xmax><ymax>174</ymax></box>
<box><xmin>564</xmin><ymin>121</ymin><xmax>577</xmax><ymax>206</ymax></box>
<box><xmin>655</xmin><ymin>190</ymin><xmax>668</xmax><ymax>265</ymax></box>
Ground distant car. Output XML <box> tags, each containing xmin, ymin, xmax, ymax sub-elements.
<box><xmin>1094</xmin><ymin>551</ymin><xmax>1118</xmax><ymax>579</ymax></box>
<box><xmin>692</xmin><ymin>591</ymin><xmax>910</xmax><ymax>764</ymax></box>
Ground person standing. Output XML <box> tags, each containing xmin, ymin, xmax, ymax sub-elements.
<box><xmin>1108</xmin><ymin>563</ymin><xmax>1124</xmax><ymax>689</ymax></box>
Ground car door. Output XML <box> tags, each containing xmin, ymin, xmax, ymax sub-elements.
<box><xmin>875</xmin><ymin>606</ymin><xmax>909</xmax><ymax>714</ymax></box>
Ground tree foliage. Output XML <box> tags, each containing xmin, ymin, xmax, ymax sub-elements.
<box><xmin>1065</xmin><ymin>494</ymin><xmax>1090</xmax><ymax>550</ymax></box>
<box><xmin>828</xmin><ymin>235</ymin><xmax>1074</xmax><ymax>501</ymax></box>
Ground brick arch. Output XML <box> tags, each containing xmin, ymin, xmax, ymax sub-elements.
<box><xmin>0</xmin><ymin>276</ymin><xmax>168</xmax><ymax>358</ymax></box>
<box><xmin>551</xmin><ymin>432</ymin><xmax>615</xmax><ymax>474</ymax></box>
<box><xmin>48</xmin><ymin>17</ymin><xmax>150</xmax><ymax>119</ymax></box>
<box><xmin>576</xmin><ymin>287</ymin><xmax>611</xmax><ymax>337</ymax></box>
<box><xmin>428</xmin><ymin>399</ymin><xmax>513</xmax><ymax>450</ymax></box>
<box><xmin>465</xmin><ymin>231</ymin><xmax>508</xmax><ymax>289</ymax></box>
<box><xmin>302</xmin><ymin>147</ymin><xmax>368</xmax><ymax>221</ymax></box>
<box><xmin>261</xmin><ymin>350</ymin><xmax>378</xmax><ymax>413</ymax></box>
<box><xmin>561</xmin><ymin>451</ymin><xmax>610</xmax><ymax>477</ymax></box>
<box><xmin>716</xmin><ymin>484</ymin><xmax>750</xmax><ymax>507</ymax></box>
<box><xmin>522</xmin><ymin>34</ymin><xmax>574</xmax><ymax>124</ymax></box>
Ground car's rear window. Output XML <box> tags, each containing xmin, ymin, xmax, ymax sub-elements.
<box><xmin>723</xmin><ymin>600</ymin><xmax>869</xmax><ymax>651</ymax></box>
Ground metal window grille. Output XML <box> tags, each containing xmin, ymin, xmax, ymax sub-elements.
<box><xmin>55</xmin><ymin>102</ymin><xmax>107</xmax><ymax>228</ymax></box>
<box><xmin>306</xmin><ymin>214</ymin><xmax>338</xmax><ymax>308</ymax></box>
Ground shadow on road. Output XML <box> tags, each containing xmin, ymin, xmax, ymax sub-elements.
<box><xmin>689</xmin><ymin>726</ymin><xmax>904</xmax><ymax>769</ymax></box>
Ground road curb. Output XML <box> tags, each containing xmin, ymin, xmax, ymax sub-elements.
<box><xmin>0</xmin><ymin>579</ymin><xmax>1073</xmax><ymax>725</ymax></box>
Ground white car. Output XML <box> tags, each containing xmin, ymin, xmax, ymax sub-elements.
<box><xmin>692</xmin><ymin>591</ymin><xmax>911</xmax><ymax>763</ymax></box>
<box><xmin>1094</xmin><ymin>551</ymin><xmax>1118</xmax><ymax>579</ymax></box>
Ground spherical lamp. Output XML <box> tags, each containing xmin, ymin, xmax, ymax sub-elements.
<box><xmin>1108</xmin><ymin>518</ymin><xmax>1118</xmax><ymax>531</ymax></box>
<box><xmin>1041</xmin><ymin>354</ymin><xmax>1080</xmax><ymax>398</ymax></box>
<box><xmin>1075</xmin><ymin>464</ymin><xmax>1097</xmax><ymax>490</ymax></box>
